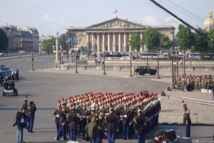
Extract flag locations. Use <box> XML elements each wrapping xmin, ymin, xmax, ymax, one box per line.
<box><xmin>114</xmin><ymin>10</ymin><xmax>117</xmax><ymax>14</ymax></box>
<box><xmin>66</xmin><ymin>38</ymin><xmax>73</xmax><ymax>44</ymax></box>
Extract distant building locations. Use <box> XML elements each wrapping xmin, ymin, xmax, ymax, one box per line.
<box><xmin>0</xmin><ymin>25</ymin><xmax>39</xmax><ymax>52</ymax></box>
<box><xmin>68</xmin><ymin>17</ymin><xmax>174</xmax><ymax>54</ymax></box>
<box><xmin>204</xmin><ymin>9</ymin><xmax>214</xmax><ymax>31</ymax></box>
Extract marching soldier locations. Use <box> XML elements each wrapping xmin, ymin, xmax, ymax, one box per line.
<box><xmin>133</xmin><ymin>110</ymin><xmax>147</xmax><ymax>143</ymax></box>
<box><xmin>79</xmin><ymin>106</ymin><xmax>87</xmax><ymax>140</ymax></box>
<box><xmin>183</xmin><ymin>102</ymin><xmax>191</xmax><ymax>137</ymax></box>
<box><xmin>68</xmin><ymin>107</ymin><xmax>78</xmax><ymax>141</ymax></box>
<box><xmin>120</xmin><ymin>105</ymin><xmax>130</xmax><ymax>140</ymax></box>
<box><xmin>106</xmin><ymin>108</ymin><xmax>118</xmax><ymax>143</ymax></box>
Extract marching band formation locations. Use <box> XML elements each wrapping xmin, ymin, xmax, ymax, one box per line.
<box><xmin>53</xmin><ymin>91</ymin><xmax>161</xmax><ymax>143</ymax></box>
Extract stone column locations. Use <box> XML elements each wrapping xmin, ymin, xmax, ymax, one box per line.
<box><xmin>140</xmin><ymin>33</ymin><xmax>143</xmax><ymax>52</ymax></box>
<box><xmin>108</xmin><ymin>33</ymin><xmax>110</xmax><ymax>52</ymax></box>
<box><xmin>91</xmin><ymin>33</ymin><xmax>94</xmax><ymax>51</ymax></box>
<box><xmin>124</xmin><ymin>33</ymin><xmax>126</xmax><ymax>52</ymax></box>
<box><xmin>102</xmin><ymin>33</ymin><xmax>105</xmax><ymax>52</ymax></box>
<box><xmin>129</xmin><ymin>33</ymin><xmax>132</xmax><ymax>52</ymax></box>
<box><xmin>118</xmin><ymin>33</ymin><xmax>121</xmax><ymax>52</ymax></box>
<box><xmin>97</xmin><ymin>33</ymin><xmax>100</xmax><ymax>53</ymax></box>
<box><xmin>113</xmin><ymin>33</ymin><xmax>115</xmax><ymax>52</ymax></box>
<box><xmin>87</xmin><ymin>33</ymin><xmax>90</xmax><ymax>52</ymax></box>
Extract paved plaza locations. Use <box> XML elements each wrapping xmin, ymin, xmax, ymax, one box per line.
<box><xmin>0</xmin><ymin>55</ymin><xmax>213</xmax><ymax>143</ymax></box>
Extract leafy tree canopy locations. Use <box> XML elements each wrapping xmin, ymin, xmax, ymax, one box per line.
<box><xmin>59</xmin><ymin>31</ymin><xmax>75</xmax><ymax>50</ymax></box>
<box><xmin>0</xmin><ymin>28</ymin><xmax>8</xmax><ymax>52</ymax></box>
<box><xmin>194</xmin><ymin>28</ymin><xmax>209</xmax><ymax>54</ymax></box>
<box><xmin>176</xmin><ymin>24</ymin><xmax>194</xmax><ymax>52</ymax></box>
<box><xmin>143</xmin><ymin>28</ymin><xmax>160</xmax><ymax>51</ymax></box>
<box><xmin>129</xmin><ymin>33</ymin><xmax>142</xmax><ymax>51</ymax></box>
<box><xmin>161</xmin><ymin>36</ymin><xmax>173</xmax><ymax>50</ymax></box>
<box><xmin>208</xmin><ymin>29</ymin><xmax>214</xmax><ymax>53</ymax></box>
<box><xmin>41</xmin><ymin>38</ymin><xmax>55</xmax><ymax>53</ymax></box>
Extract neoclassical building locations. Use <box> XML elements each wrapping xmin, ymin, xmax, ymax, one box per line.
<box><xmin>204</xmin><ymin>9</ymin><xmax>214</xmax><ymax>32</ymax></box>
<box><xmin>68</xmin><ymin>17</ymin><xmax>174</xmax><ymax>53</ymax></box>
<box><xmin>0</xmin><ymin>25</ymin><xmax>39</xmax><ymax>52</ymax></box>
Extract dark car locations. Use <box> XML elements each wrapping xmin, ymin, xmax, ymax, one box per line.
<box><xmin>100</xmin><ymin>52</ymin><xmax>112</xmax><ymax>57</ymax></box>
<box><xmin>135</xmin><ymin>66</ymin><xmax>157</xmax><ymax>75</ymax></box>
<box><xmin>112</xmin><ymin>52</ymin><xmax>123</xmax><ymax>57</ymax></box>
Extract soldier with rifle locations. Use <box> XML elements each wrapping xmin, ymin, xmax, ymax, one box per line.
<box><xmin>134</xmin><ymin>110</ymin><xmax>148</xmax><ymax>143</ymax></box>
<box><xmin>106</xmin><ymin>108</ymin><xmax>118</xmax><ymax>143</ymax></box>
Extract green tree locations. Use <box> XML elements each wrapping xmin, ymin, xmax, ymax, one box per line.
<box><xmin>59</xmin><ymin>31</ymin><xmax>75</xmax><ymax>50</ymax></box>
<box><xmin>41</xmin><ymin>38</ymin><xmax>55</xmax><ymax>53</ymax></box>
<box><xmin>129</xmin><ymin>33</ymin><xmax>142</xmax><ymax>51</ymax></box>
<box><xmin>208</xmin><ymin>29</ymin><xmax>214</xmax><ymax>52</ymax></box>
<box><xmin>143</xmin><ymin>28</ymin><xmax>160</xmax><ymax>51</ymax></box>
<box><xmin>161</xmin><ymin>36</ymin><xmax>173</xmax><ymax>50</ymax></box>
<box><xmin>0</xmin><ymin>28</ymin><xmax>8</xmax><ymax>52</ymax></box>
<box><xmin>176</xmin><ymin>24</ymin><xmax>194</xmax><ymax>52</ymax></box>
<box><xmin>143</xmin><ymin>28</ymin><xmax>160</xmax><ymax>64</ymax></box>
<box><xmin>194</xmin><ymin>28</ymin><xmax>209</xmax><ymax>59</ymax></box>
<box><xmin>176</xmin><ymin>24</ymin><xmax>194</xmax><ymax>74</ymax></box>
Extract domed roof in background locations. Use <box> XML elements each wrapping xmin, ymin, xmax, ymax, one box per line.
<box><xmin>204</xmin><ymin>9</ymin><xmax>214</xmax><ymax>31</ymax></box>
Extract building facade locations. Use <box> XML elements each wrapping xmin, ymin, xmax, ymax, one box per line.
<box><xmin>204</xmin><ymin>9</ymin><xmax>214</xmax><ymax>32</ymax></box>
<box><xmin>68</xmin><ymin>17</ymin><xmax>174</xmax><ymax>54</ymax></box>
<box><xmin>0</xmin><ymin>25</ymin><xmax>39</xmax><ymax>52</ymax></box>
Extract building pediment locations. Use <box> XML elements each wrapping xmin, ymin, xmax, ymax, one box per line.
<box><xmin>87</xmin><ymin>17</ymin><xmax>146</xmax><ymax>29</ymax></box>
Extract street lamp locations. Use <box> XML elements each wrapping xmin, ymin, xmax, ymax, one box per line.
<box><xmin>75</xmin><ymin>52</ymin><xmax>78</xmax><ymax>73</ymax></box>
<box><xmin>54</xmin><ymin>32</ymin><xmax>59</xmax><ymax>69</ymax></box>
<box><xmin>59</xmin><ymin>45</ymin><xmax>62</xmax><ymax>70</ymax></box>
<box><xmin>171</xmin><ymin>50</ymin><xmax>175</xmax><ymax>89</ymax></box>
<box><xmin>157</xmin><ymin>49</ymin><xmax>160</xmax><ymax>79</ymax></box>
<box><xmin>32</xmin><ymin>52</ymin><xmax>35</xmax><ymax>71</ymax></box>
<box><xmin>103</xmin><ymin>51</ymin><xmax>106</xmax><ymax>75</ymax></box>
<box><xmin>67</xmin><ymin>41</ymin><xmax>69</xmax><ymax>60</ymax></box>
<box><xmin>176</xmin><ymin>49</ymin><xmax>179</xmax><ymax>76</ymax></box>
<box><xmin>130</xmin><ymin>52</ymin><xmax>133</xmax><ymax>77</ymax></box>
<box><xmin>183</xmin><ymin>51</ymin><xmax>186</xmax><ymax>75</ymax></box>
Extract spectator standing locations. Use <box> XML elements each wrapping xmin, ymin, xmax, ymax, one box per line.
<box><xmin>53</xmin><ymin>102</ymin><xmax>61</xmax><ymax>139</ymax></box>
<box><xmin>15</xmin><ymin>69</ymin><xmax>19</xmax><ymax>80</ymax></box>
<box><xmin>147</xmin><ymin>130</ymin><xmax>167</xmax><ymax>143</ymax></box>
<box><xmin>0</xmin><ymin>74</ymin><xmax>3</xmax><ymax>86</ymax></box>
<box><xmin>13</xmin><ymin>105</ymin><xmax>27</xmax><ymax>143</ymax></box>
<box><xmin>85</xmin><ymin>116</ymin><xmax>98</xmax><ymax>143</ymax></box>
<box><xmin>96</xmin><ymin>113</ymin><xmax>105</xmax><ymax>143</ymax></box>
<box><xmin>28</xmin><ymin>101</ymin><xmax>37</xmax><ymax>133</ymax></box>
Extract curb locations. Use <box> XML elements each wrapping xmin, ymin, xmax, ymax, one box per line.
<box><xmin>0</xmin><ymin>55</ymin><xmax>32</xmax><ymax>61</ymax></box>
<box><xmin>158</xmin><ymin>122</ymin><xmax>214</xmax><ymax>126</ymax></box>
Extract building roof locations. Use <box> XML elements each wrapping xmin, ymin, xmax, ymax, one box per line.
<box><xmin>68</xmin><ymin>17</ymin><xmax>174</xmax><ymax>31</ymax></box>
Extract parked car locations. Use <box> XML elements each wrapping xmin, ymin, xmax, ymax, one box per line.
<box><xmin>112</xmin><ymin>52</ymin><xmax>123</xmax><ymax>57</ymax></box>
<box><xmin>100</xmin><ymin>52</ymin><xmax>112</xmax><ymax>57</ymax></box>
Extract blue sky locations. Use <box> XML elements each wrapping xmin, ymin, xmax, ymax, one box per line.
<box><xmin>0</xmin><ymin>0</ymin><xmax>213</xmax><ymax>36</ymax></box>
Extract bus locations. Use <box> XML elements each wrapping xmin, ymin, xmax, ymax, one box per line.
<box><xmin>139</xmin><ymin>53</ymin><xmax>158</xmax><ymax>59</ymax></box>
<box><xmin>186</xmin><ymin>53</ymin><xmax>200</xmax><ymax>59</ymax></box>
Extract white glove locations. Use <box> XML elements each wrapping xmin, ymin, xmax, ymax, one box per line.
<box><xmin>116</xmin><ymin>129</ymin><xmax>119</xmax><ymax>133</ymax></box>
